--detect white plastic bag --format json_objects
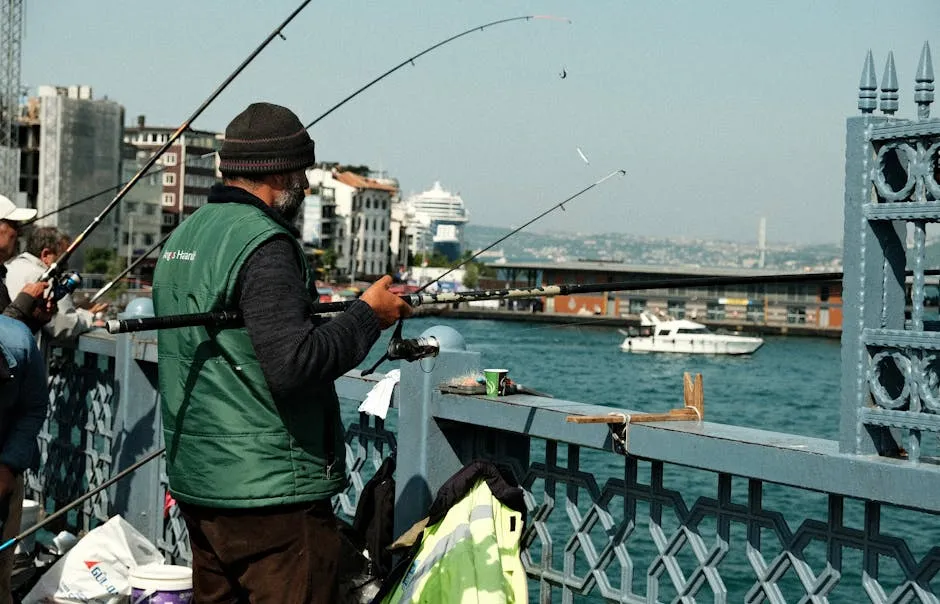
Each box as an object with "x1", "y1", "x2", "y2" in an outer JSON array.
[{"x1": 23, "y1": 515, "x2": 165, "y2": 604}]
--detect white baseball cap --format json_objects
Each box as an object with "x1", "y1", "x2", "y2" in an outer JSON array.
[{"x1": 0, "y1": 194, "x2": 37, "y2": 223}]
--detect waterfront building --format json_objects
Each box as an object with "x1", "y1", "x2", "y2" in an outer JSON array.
[
  {"x1": 389, "y1": 196, "x2": 412, "y2": 271},
  {"x1": 18, "y1": 85, "x2": 123, "y2": 272},
  {"x1": 306, "y1": 167, "x2": 396, "y2": 279},
  {"x1": 403, "y1": 181, "x2": 469, "y2": 261},
  {"x1": 123, "y1": 115, "x2": 221, "y2": 237},
  {"x1": 489, "y1": 260, "x2": 843, "y2": 330}
]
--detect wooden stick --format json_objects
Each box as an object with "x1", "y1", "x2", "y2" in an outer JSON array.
[{"x1": 565, "y1": 372, "x2": 704, "y2": 424}]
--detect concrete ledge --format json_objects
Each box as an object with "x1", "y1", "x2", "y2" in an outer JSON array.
[{"x1": 430, "y1": 390, "x2": 940, "y2": 513}]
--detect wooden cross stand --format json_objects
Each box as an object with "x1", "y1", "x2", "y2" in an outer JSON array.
[{"x1": 565, "y1": 372, "x2": 704, "y2": 425}]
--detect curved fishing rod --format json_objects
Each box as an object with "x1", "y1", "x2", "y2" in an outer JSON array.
[
  {"x1": 27, "y1": 149, "x2": 215, "y2": 224},
  {"x1": 0, "y1": 447, "x2": 165, "y2": 554},
  {"x1": 39, "y1": 0, "x2": 314, "y2": 284},
  {"x1": 305, "y1": 15, "x2": 570, "y2": 130},
  {"x1": 86, "y1": 14, "x2": 567, "y2": 306},
  {"x1": 359, "y1": 167, "x2": 626, "y2": 374},
  {"x1": 23, "y1": 165, "x2": 167, "y2": 224},
  {"x1": 417, "y1": 169, "x2": 625, "y2": 294},
  {"x1": 105, "y1": 270, "x2": 846, "y2": 334}
]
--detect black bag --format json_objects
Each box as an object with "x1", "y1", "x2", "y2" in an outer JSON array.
[{"x1": 336, "y1": 456, "x2": 397, "y2": 604}]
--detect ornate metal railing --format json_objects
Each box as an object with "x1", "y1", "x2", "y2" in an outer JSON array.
[
  {"x1": 17, "y1": 40, "x2": 940, "y2": 604},
  {"x1": 842, "y1": 42, "x2": 940, "y2": 463}
]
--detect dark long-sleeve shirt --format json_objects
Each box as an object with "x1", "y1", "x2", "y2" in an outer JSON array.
[{"x1": 235, "y1": 238, "x2": 381, "y2": 400}]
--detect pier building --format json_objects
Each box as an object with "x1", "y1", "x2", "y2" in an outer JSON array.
[{"x1": 487, "y1": 260, "x2": 844, "y2": 331}]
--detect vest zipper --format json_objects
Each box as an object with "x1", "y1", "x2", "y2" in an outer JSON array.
[{"x1": 324, "y1": 399, "x2": 337, "y2": 480}]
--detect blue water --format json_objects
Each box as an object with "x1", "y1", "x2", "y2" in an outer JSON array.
[{"x1": 353, "y1": 317, "x2": 939, "y2": 603}]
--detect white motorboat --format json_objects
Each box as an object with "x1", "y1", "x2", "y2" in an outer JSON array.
[{"x1": 619, "y1": 312, "x2": 763, "y2": 355}]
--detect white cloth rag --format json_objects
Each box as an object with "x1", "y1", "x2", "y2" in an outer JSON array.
[{"x1": 358, "y1": 369, "x2": 401, "y2": 419}]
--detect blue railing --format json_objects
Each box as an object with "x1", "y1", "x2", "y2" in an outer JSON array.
[{"x1": 20, "y1": 41, "x2": 940, "y2": 603}]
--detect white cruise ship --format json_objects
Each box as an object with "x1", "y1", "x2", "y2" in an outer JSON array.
[{"x1": 405, "y1": 181, "x2": 469, "y2": 261}]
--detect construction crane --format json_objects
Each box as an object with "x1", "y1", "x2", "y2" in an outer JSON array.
[{"x1": 0, "y1": 0, "x2": 23, "y2": 201}]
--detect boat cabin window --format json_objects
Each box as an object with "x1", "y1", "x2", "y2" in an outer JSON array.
[
  {"x1": 657, "y1": 329, "x2": 672, "y2": 337},
  {"x1": 676, "y1": 327, "x2": 709, "y2": 335}
]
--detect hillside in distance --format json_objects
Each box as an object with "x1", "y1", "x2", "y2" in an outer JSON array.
[{"x1": 464, "y1": 224, "x2": 843, "y2": 271}]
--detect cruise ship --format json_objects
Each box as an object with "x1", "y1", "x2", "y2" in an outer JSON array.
[{"x1": 405, "y1": 181, "x2": 469, "y2": 261}]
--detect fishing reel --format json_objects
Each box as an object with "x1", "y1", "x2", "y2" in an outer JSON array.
[
  {"x1": 362, "y1": 321, "x2": 440, "y2": 376},
  {"x1": 49, "y1": 271, "x2": 82, "y2": 304}
]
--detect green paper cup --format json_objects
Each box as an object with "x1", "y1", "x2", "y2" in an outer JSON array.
[{"x1": 484, "y1": 368, "x2": 509, "y2": 397}]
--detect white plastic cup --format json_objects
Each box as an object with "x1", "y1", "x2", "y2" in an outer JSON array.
[{"x1": 128, "y1": 564, "x2": 193, "y2": 604}]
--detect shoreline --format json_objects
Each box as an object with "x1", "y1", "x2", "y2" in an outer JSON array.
[{"x1": 416, "y1": 307, "x2": 842, "y2": 339}]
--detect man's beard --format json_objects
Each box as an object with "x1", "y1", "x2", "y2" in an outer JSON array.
[{"x1": 273, "y1": 174, "x2": 307, "y2": 222}]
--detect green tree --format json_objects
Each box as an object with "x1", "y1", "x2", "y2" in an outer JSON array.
[
  {"x1": 85, "y1": 248, "x2": 114, "y2": 274},
  {"x1": 100, "y1": 254, "x2": 128, "y2": 302},
  {"x1": 462, "y1": 263, "x2": 480, "y2": 289}
]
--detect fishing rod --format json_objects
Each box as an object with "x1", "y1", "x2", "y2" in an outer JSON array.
[
  {"x1": 24, "y1": 165, "x2": 167, "y2": 224},
  {"x1": 106, "y1": 168, "x2": 628, "y2": 335},
  {"x1": 38, "y1": 0, "x2": 314, "y2": 284},
  {"x1": 0, "y1": 447, "x2": 165, "y2": 554},
  {"x1": 105, "y1": 270, "x2": 846, "y2": 335},
  {"x1": 359, "y1": 168, "x2": 625, "y2": 374},
  {"x1": 305, "y1": 15, "x2": 569, "y2": 130},
  {"x1": 86, "y1": 15, "x2": 565, "y2": 306},
  {"x1": 417, "y1": 169, "x2": 625, "y2": 294},
  {"x1": 88, "y1": 230, "x2": 174, "y2": 305}
]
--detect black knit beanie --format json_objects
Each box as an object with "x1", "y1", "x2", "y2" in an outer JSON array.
[{"x1": 218, "y1": 102, "x2": 316, "y2": 176}]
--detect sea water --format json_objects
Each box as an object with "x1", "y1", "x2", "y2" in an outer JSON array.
[{"x1": 350, "y1": 317, "x2": 938, "y2": 603}]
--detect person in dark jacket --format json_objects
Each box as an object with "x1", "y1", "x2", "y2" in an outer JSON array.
[
  {"x1": 0, "y1": 315, "x2": 49, "y2": 604},
  {"x1": 152, "y1": 102, "x2": 410, "y2": 603}
]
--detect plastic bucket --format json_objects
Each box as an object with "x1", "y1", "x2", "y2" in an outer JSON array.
[
  {"x1": 14, "y1": 499, "x2": 40, "y2": 555},
  {"x1": 129, "y1": 564, "x2": 193, "y2": 604}
]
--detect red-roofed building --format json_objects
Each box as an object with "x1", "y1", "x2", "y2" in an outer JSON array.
[{"x1": 306, "y1": 168, "x2": 397, "y2": 280}]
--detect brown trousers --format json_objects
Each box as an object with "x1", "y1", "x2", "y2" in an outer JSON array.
[{"x1": 178, "y1": 499, "x2": 341, "y2": 604}]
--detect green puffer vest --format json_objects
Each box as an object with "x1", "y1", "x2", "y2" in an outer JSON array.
[{"x1": 153, "y1": 201, "x2": 346, "y2": 508}]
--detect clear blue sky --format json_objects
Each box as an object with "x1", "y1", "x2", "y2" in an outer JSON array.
[{"x1": 21, "y1": 1, "x2": 939, "y2": 245}]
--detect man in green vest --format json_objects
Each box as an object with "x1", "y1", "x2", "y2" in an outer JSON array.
[{"x1": 153, "y1": 102, "x2": 410, "y2": 603}]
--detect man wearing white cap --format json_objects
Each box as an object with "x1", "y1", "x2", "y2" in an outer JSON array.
[{"x1": 0, "y1": 195, "x2": 54, "y2": 331}]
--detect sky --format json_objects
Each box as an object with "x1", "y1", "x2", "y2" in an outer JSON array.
[{"x1": 20, "y1": 1, "x2": 940, "y2": 245}]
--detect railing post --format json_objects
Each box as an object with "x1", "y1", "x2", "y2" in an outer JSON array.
[
  {"x1": 840, "y1": 51, "x2": 906, "y2": 455},
  {"x1": 110, "y1": 297, "x2": 163, "y2": 544},
  {"x1": 394, "y1": 325, "x2": 479, "y2": 537}
]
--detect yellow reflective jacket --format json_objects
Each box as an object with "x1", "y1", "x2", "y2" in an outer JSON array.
[{"x1": 381, "y1": 465, "x2": 527, "y2": 603}]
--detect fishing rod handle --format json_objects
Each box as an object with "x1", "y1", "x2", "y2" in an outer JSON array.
[
  {"x1": 106, "y1": 310, "x2": 243, "y2": 334},
  {"x1": 105, "y1": 300, "x2": 354, "y2": 334}
]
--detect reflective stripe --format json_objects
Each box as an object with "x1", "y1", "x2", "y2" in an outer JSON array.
[{"x1": 397, "y1": 504, "x2": 494, "y2": 602}]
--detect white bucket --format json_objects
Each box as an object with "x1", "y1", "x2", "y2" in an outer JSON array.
[
  {"x1": 14, "y1": 499, "x2": 40, "y2": 555},
  {"x1": 128, "y1": 564, "x2": 193, "y2": 604}
]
